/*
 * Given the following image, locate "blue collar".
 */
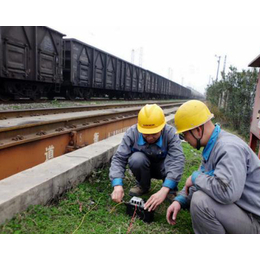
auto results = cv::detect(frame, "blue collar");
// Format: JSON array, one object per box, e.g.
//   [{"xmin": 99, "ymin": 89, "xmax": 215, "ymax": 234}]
[
  {"xmin": 202, "ymin": 125, "xmax": 221, "ymax": 161},
  {"xmin": 137, "ymin": 133, "xmax": 163, "ymax": 148}
]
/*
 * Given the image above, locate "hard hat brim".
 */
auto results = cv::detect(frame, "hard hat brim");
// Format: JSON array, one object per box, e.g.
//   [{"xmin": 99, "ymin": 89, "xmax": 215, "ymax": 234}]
[{"xmin": 137, "ymin": 120, "xmax": 166, "ymax": 134}]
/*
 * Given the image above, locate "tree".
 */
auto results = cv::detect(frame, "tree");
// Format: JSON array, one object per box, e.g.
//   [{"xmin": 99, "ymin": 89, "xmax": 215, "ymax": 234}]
[{"xmin": 206, "ymin": 66, "xmax": 258, "ymax": 138}]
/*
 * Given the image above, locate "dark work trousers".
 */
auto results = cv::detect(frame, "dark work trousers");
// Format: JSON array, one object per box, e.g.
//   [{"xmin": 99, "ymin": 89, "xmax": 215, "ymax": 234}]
[
  {"xmin": 128, "ymin": 152, "xmax": 166, "ymax": 191},
  {"xmin": 190, "ymin": 190, "xmax": 260, "ymax": 234}
]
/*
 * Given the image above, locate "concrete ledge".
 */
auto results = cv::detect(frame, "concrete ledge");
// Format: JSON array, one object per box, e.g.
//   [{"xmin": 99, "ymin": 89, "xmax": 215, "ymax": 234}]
[{"xmin": 0, "ymin": 114, "xmax": 174, "ymax": 225}]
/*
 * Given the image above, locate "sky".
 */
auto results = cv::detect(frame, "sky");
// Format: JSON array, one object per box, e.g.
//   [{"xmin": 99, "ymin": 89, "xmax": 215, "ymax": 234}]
[{"xmin": 3, "ymin": 0, "xmax": 260, "ymax": 96}]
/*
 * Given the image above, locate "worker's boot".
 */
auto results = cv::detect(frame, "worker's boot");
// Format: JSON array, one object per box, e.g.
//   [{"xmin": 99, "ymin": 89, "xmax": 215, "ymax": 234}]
[{"xmin": 129, "ymin": 185, "xmax": 149, "ymax": 196}]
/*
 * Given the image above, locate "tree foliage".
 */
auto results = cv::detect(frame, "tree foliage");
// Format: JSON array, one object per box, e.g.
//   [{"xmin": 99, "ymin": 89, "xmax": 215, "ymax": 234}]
[{"xmin": 206, "ymin": 66, "xmax": 258, "ymax": 138}]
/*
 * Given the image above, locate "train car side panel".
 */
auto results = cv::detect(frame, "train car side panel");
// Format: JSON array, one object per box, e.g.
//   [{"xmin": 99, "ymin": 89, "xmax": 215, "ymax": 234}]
[
  {"xmin": 145, "ymin": 71, "xmax": 151, "ymax": 96},
  {"xmin": 93, "ymin": 48, "xmax": 105, "ymax": 90},
  {"xmin": 106, "ymin": 54, "xmax": 116, "ymax": 90},
  {"xmin": 137, "ymin": 68, "xmax": 145, "ymax": 95},
  {"xmin": 115, "ymin": 59, "xmax": 121, "ymax": 91},
  {"xmin": 125, "ymin": 63, "xmax": 132, "ymax": 92},
  {"xmin": 132, "ymin": 66, "xmax": 138, "ymax": 93},
  {"xmin": 64, "ymin": 39, "xmax": 93, "ymax": 88},
  {"xmin": 0, "ymin": 26, "xmax": 32, "ymax": 81},
  {"xmin": 37, "ymin": 26, "xmax": 64, "ymax": 84}
]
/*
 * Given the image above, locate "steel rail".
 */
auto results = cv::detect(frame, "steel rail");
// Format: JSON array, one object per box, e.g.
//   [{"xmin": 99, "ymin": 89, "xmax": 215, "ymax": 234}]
[
  {"xmin": 0, "ymin": 100, "xmax": 184, "ymax": 120},
  {"xmin": 0, "ymin": 103, "xmax": 179, "ymax": 148}
]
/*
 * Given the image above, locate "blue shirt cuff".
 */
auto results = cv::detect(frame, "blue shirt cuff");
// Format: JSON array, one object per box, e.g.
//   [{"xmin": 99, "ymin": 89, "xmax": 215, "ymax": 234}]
[
  {"xmin": 162, "ymin": 179, "xmax": 177, "ymax": 190},
  {"xmin": 174, "ymin": 195, "xmax": 188, "ymax": 208},
  {"xmin": 111, "ymin": 178, "xmax": 123, "ymax": 187},
  {"xmin": 191, "ymin": 171, "xmax": 200, "ymax": 184}
]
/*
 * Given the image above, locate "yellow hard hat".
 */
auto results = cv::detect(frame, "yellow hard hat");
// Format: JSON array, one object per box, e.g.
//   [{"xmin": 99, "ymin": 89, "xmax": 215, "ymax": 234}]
[
  {"xmin": 137, "ymin": 104, "xmax": 166, "ymax": 134},
  {"xmin": 174, "ymin": 100, "xmax": 214, "ymax": 134}
]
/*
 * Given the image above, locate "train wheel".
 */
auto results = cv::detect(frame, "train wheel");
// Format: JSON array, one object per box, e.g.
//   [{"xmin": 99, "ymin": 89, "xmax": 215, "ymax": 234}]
[
  {"xmin": 0, "ymin": 93, "xmax": 11, "ymax": 101},
  {"xmin": 30, "ymin": 91, "xmax": 41, "ymax": 102},
  {"xmin": 84, "ymin": 89, "xmax": 92, "ymax": 100},
  {"xmin": 66, "ymin": 89, "xmax": 76, "ymax": 101}
]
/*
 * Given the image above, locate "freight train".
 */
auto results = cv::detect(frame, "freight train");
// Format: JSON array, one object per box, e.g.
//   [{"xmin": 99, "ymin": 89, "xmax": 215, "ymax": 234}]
[{"xmin": 0, "ymin": 26, "xmax": 200, "ymax": 101}]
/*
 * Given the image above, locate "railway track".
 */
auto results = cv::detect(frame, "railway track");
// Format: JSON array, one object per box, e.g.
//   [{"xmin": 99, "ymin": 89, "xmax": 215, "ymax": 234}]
[
  {"xmin": 0, "ymin": 97, "xmax": 128, "ymax": 105},
  {"xmin": 0, "ymin": 101, "xmax": 183, "ymax": 180},
  {"xmin": 0, "ymin": 100, "xmax": 182, "ymax": 120}
]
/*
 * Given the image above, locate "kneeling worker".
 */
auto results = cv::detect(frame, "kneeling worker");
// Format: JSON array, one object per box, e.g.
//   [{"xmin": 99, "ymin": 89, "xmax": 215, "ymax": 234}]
[
  {"xmin": 109, "ymin": 104, "xmax": 185, "ymax": 211},
  {"xmin": 167, "ymin": 100, "xmax": 260, "ymax": 233}
]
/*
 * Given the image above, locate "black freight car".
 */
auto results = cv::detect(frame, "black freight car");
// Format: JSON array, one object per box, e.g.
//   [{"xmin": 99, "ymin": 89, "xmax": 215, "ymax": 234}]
[
  {"xmin": 63, "ymin": 38, "xmax": 149, "ymax": 100},
  {"xmin": 0, "ymin": 26, "xmax": 193, "ymax": 101},
  {"xmin": 0, "ymin": 26, "xmax": 65, "ymax": 101},
  {"xmin": 46, "ymin": 36, "xmax": 192, "ymax": 101}
]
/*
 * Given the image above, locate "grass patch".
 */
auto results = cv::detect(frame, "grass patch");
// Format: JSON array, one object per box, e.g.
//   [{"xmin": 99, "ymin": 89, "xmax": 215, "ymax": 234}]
[{"xmin": 0, "ymin": 142, "xmax": 201, "ymax": 234}]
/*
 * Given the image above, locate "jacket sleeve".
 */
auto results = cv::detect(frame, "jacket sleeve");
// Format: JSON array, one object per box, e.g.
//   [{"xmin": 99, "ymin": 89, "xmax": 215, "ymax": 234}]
[
  {"xmin": 192, "ymin": 143, "xmax": 247, "ymax": 204},
  {"xmin": 174, "ymin": 185, "xmax": 197, "ymax": 209},
  {"xmin": 162, "ymin": 128, "xmax": 185, "ymax": 189},
  {"xmin": 109, "ymin": 127, "xmax": 135, "ymax": 186}
]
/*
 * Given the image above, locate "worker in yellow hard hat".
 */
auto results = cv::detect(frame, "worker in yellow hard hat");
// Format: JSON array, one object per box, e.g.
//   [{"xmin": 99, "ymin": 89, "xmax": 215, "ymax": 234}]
[
  {"xmin": 109, "ymin": 104, "xmax": 185, "ymax": 212},
  {"xmin": 174, "ymin": 99, "xmax": 214, "ymax": 150},
  {"xmin": 167, "ymin": 100, "xmax": 260, "ymax": 234}
]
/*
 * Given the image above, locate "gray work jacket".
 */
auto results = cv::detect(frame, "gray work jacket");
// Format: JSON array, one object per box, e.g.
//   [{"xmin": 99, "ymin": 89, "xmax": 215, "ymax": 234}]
[
  {"xmin": 109, "ymin": 124, "xmax": 185, "ymax": 189},
  {"xmin": 175, "ymin": 125, "xmax": 260, "ymax": 218}
]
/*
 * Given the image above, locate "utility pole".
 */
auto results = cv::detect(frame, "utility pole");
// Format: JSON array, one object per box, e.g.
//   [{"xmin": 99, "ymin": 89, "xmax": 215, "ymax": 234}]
[
  {"xmin": 215, "ymin": 55, "xmax": 221, "ymax": 82},
  {"xmin": 223, "ymin": 55, "xmax": 227, "ymax": 74}
]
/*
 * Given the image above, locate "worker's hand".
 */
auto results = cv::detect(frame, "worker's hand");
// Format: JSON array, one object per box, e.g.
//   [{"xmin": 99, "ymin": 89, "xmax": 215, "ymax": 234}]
[
  {"xmin": 144, "ymin": 187, "xmax": 169, "ymax": 212},
  {"xmin": 166, "ymin": 201, "xmax": 181, "ymax": 225},
  {"xmin": 111, "ymin": 185, "xmax": 124, "ymax": 203},
  {"xmin": 185, "ymin": 176, "xmax": 193, "ymax": 195}
]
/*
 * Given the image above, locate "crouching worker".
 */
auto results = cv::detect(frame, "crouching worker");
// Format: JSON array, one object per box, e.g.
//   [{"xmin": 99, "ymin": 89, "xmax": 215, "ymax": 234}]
[
  {"xmin": 109, "ymin": 104, "xmax": 185, "ymax": 211},
  {"xmin": 167, "ymin": 100, "xmax": 260, "ymax": 234}
]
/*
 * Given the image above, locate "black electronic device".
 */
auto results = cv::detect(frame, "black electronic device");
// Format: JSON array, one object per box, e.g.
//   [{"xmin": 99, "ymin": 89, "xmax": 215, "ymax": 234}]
[{"xmin": 125, "ymin": 196, "xmax": 154, "ymax": 223}]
